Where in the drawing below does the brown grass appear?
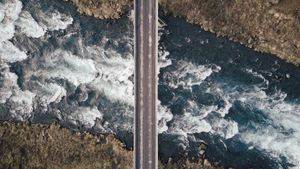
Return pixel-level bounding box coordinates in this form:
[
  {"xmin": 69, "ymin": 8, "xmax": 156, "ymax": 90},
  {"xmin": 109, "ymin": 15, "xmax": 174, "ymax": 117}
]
[{"xmin": 0, "ymin": 121, "xmax": 222, "ymax": 169}]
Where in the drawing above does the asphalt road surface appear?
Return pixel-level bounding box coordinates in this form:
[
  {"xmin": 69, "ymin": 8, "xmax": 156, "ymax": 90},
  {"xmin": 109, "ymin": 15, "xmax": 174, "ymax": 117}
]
[{"xmin": 134, "ymin": 0, "xmax": 158, "ymax": 168}]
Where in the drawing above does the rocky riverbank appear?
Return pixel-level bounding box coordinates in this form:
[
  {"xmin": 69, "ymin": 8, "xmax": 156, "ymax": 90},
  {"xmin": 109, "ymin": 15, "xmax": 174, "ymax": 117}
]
[
  {"xmin": 160, "ymin": 0, "xmax": 300, "ymax": 65},
  {"xmin": 0, "ymin": 121, "xmax": 132, "ymax": 169},
  {"xmin": 0, "ymin": 121, "xmax": 221, "ymax": 169},
  {"xmin": 63, "ymin": 0, "xmax": 132, "ymax": 19},
  {"xmin": 63, "ymin": 0, "xmax": 300, "ymax": 65}
]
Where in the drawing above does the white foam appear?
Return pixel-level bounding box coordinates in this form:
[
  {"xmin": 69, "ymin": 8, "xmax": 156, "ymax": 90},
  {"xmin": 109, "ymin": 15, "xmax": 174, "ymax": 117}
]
[
  {"xmin": 0, "ymin": 5, "xmax": 4, "ymax": 22},
  {"xmin": 7, "ymin": 90, "xmax": 36, "ymax": 121},
  {"xmin": 204, "ymin": 70, "xmax": 300, "ymax": 167},
  {"xmin": 0, "ymin": 66, "xmax": 18, "ymax": 103},
  {"xmin": 87, "ymin": 46, "xmax": 134, "ymax": 105},
  {"xmin": 0, "ymin": 23, "xmax": 15, "ymax": 42},
  {"xmin": 167, "ymin": 99, "xmax": 238, "ymax": 138},
  {"xmin": 160, "ymin": 58, "xmax": 300, "ymax": 162},
  {"xmin": 211, "ymin": 118, "xmax": 239, "ymax": 139},
  {"xmin": 158, "ymin": 50, "xmax": 172, "ymax": 69},
  {"xmin": 158, "ymin": 101, "xmax": 173, "ymax": 133},
  {"xmin": 35, "ymin": 49, "xmax": 98, "ymax": 87},
  {"xmin": 168, "ymin": 113, "xmax": 212, "ymax": 137},
  {"xmin": 39, "ymin": 10, "xmax": 73, "ymax": 31},
  {"xmin": 66, "ymin": 107, "xmax": 102, "ymax": 129},
  {"xmin": 158, "ymin": 58, "xmax": 240, "ymax": 138},
  {"xmin": 164, "ymin": 61, "xmax": 221, "ymax": 89},
  {"xmin": 0, "ymin": 40, "xmax": 28, "ymax": 63},
  {"xmin": 0, "ymin": 0, "xmax": 73, "ymax": 41},
  {"xmin": 21, "ymin": 42, "xmax": 134, "ymax": 132},
  {"xmin": 185, "ymin": 100, "xmax": 216, "ymax": 118},
  {"xmin": 0, "ymin": 0, "xmax": 30, "ymax": 64},
  {"xmin": 85, "ymin": 45, "xmax": 135, "ymax": 132},
  {"xmin": 218, "ymin": 98, "xmax": 233, "ymax": 117},
  {"xmin": 237, "ymin": 89, "xmax": 300, "ymax": 168},
  {"xmin": 15, "ymin": 11, "xmax": 46, "ymax": 38},
  {"xmin": 0, "ymin": 0, "xmax": 22, "ymax": 42},
  {"xmin": 0, "ymin": 65, "xmax": 36, "ymax": 121},
  {"xmin": 244, "ymin": 68, "xmax": 269, "ymax": 88},
  {"xmin": 2, "ymin": 0, "xmax": 22, "ymax": 21},
  {"xmin": 31, "ymin": 82, "xmax": 66, "ymax": 105}
]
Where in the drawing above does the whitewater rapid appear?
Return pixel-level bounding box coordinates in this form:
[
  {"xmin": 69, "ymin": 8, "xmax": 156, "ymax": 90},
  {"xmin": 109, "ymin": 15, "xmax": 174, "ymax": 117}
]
[
  {"xmin": 158, "ymin": 17, "xmax": 300, "ymax": 168},
  {"xmin": 0, "ymin": 0, "xmax": 171, "ymax": 134},
  {"xmin": 1, "ymin": 0, "xmax": 300, "ymax": 168}
]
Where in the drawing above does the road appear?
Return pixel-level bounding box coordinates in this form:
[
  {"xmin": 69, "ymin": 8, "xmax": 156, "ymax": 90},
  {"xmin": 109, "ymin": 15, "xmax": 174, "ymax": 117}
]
[{"xmin": 134, "ymin": 0, "xmax": 158, "ymax": 168}]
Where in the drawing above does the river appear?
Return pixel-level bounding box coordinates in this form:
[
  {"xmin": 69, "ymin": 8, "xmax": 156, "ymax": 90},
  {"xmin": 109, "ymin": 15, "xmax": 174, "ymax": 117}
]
[{"xmin": 0, "ymin": 0, "xmax": 300, "ymax": 168}]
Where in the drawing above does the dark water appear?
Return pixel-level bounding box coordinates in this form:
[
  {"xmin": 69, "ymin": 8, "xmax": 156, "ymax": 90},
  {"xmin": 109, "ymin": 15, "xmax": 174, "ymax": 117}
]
[
  {"xmin": 158, "ymin": 16, "xmax": 300, "ymax": 169},
  {"xmin": 1, "ymin": 0, "xmax": 300, "ymax": 168}
]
